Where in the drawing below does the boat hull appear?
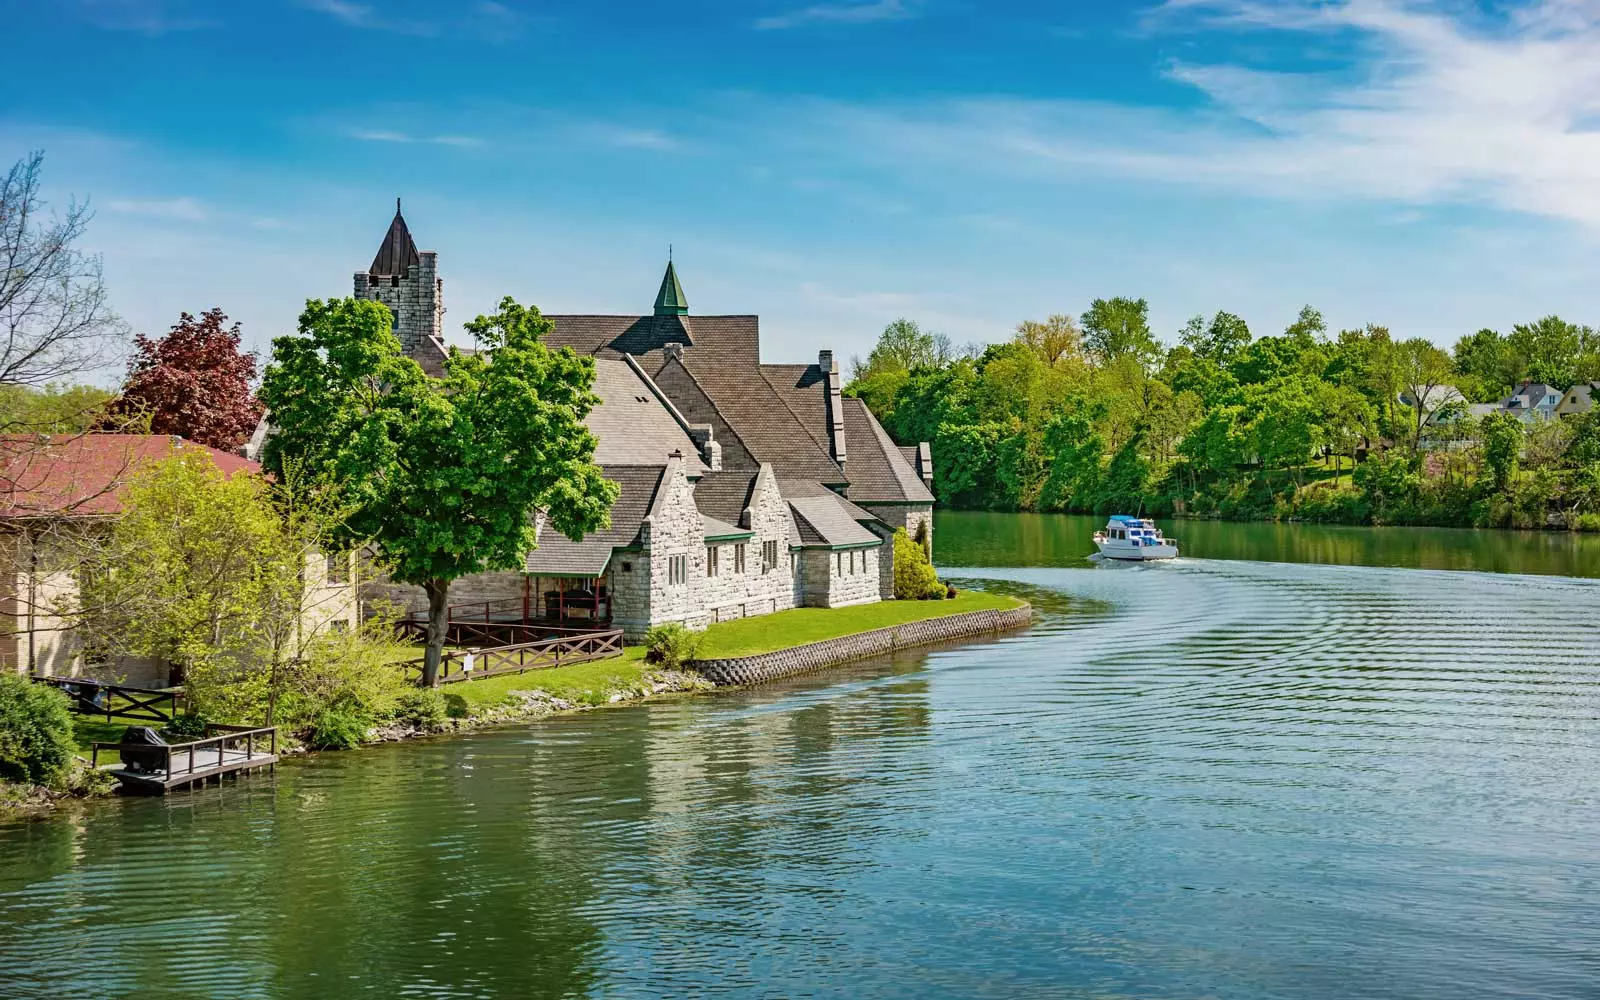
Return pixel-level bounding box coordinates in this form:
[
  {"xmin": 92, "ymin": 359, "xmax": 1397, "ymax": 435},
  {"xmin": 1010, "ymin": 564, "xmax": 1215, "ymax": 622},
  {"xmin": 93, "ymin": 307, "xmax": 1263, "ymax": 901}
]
[{"xmin": 1093, "ymin": 542, "xmax": 1179, "ymax": 561}]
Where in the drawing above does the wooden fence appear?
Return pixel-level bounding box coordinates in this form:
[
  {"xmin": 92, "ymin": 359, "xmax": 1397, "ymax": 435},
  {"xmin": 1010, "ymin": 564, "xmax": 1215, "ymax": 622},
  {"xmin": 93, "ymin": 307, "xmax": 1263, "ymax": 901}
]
[
  {"xmin": 31, "ymin": 676, "xmax": 181, "ymax": 723},
  {"xmin": 405, "ymin": 628, "xmax": 625, "ymax": 685}
]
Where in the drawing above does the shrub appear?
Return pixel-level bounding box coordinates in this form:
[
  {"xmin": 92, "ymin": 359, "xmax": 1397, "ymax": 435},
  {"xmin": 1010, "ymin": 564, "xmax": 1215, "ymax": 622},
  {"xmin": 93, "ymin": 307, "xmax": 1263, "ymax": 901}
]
[
  {"xmin": 893, "ymin": 527, "xmax": 944, "ymax": 600},
  {"xmin": 163, "ymin": 713, "xmax": 208, "ymax": 740},
  {"xmin": 0, "ymin": 675, "xmax": 76, "ymax": 788},
  {"xmin": 643, "ymin": 623, "xmax": 702, "ymax": 669},
  {"xmin": 443, "ymin": 693, "xmax": 470, "ymax": 719},
  {"xmin": 392, "ymin": 689, "xmax": 448, "ymax": 732},
  {"xmin": 307, "ymin": 709, "xmax": 369, "ymax": 750}
]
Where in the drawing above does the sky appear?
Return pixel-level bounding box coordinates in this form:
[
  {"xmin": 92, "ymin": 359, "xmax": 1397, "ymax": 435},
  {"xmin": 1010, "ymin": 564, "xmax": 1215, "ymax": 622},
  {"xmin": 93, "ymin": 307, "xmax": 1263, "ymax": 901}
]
[{"xmin": 7, "ymin": 0, "xmax": 1600, "ymax": 378}]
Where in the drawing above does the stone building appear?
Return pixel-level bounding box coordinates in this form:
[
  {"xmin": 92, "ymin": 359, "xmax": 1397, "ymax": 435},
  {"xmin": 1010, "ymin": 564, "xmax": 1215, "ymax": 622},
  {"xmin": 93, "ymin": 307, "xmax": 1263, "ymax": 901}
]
[{"xmin": 352, "ymin": 207, "xmax": 935, "ymax": 637}]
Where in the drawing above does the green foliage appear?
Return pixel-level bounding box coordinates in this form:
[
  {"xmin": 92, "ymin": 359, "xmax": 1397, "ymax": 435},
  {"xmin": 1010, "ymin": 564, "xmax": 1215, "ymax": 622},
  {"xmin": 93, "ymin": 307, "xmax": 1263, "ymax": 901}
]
[
  {"xmin": 259, "ymin": 296, "xmax": 618, "ymax": 686},
  {"xmin": 643, "ymin": 623, "xmax": 702, "ymax": 669},
  {"xmin": 1482, "ymin": 412, "xmax": 1523, "ymax": 491},
  {"xmin": 163, "ymin": 713, "xmax": 208, "ymax": 740},
  {"xmin": 0, "ymin": 675, "xmax": 76, "ymax": 788},
  {"xmin": 443, "ymin": 693, "xmax": 469, "ymax": 719},
  {"xmin": 0, "ymin": 383, "xmax": 116, "ymax": 433},
  {"xmin": 392, "ymin": 689, "xmax": 448, "ymax": 732},
  {"xmin": 893, "ymin": 527, "xmax": 944, "ymax": 599},
  {"xmin": 308, "ymin": 709, "xmax": 369, "ymax": 751}
]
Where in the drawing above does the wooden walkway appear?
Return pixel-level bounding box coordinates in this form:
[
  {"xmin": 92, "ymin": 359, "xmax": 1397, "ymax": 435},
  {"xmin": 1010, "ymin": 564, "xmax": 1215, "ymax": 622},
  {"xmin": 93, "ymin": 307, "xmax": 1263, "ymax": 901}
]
[{"xmin": 93, "ymin": 725, "xmax": 278, "ymax": 795}]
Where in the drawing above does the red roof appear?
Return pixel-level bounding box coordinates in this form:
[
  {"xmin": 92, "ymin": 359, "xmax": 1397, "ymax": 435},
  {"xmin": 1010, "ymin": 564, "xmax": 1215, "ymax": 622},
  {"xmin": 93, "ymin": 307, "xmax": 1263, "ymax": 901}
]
[{"xmin": 0, "ymin": 434, "xmax": 260, "ymax": 519}]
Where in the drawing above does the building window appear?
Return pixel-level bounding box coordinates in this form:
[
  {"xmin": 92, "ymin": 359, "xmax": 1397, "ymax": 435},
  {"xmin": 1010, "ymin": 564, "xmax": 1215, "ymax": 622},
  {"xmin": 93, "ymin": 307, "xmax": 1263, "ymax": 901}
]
[
  {"xmin": 835, "ymin": 551, "xmax": 843, "ymax": 575},
  {"xmin": 325, "ymin": 552, "xmax": 349, "ymax": 585},
  {"xmin": 762, "ymin": 540, "xmax": 778, "ymax": 574},
  {"xmin": 669, "ymin": 554, "xmax": 687, "ymax": 586},
  {"xmin": 706, "ymin": 546, "xmax": 718, "ymax": 578},
  {"xmin": 734, "ymin": 543, "xmax": 746, "ymax": 574},
  {"xmin": 328, "ymin": 619, "xmax": 349, "ymax": 634}
]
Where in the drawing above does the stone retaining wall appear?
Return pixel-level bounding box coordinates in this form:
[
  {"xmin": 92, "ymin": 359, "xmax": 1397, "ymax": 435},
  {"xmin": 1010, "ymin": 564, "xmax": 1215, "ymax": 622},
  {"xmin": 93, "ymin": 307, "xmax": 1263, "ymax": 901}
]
[{"xmin": 694, "ymin": 603, "xmax": 1033, "ymax": 687}]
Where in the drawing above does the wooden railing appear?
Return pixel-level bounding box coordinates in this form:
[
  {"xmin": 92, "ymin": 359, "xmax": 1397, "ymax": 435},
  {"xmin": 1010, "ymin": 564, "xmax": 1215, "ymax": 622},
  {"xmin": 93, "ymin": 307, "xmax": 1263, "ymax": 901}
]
[
  {"xmin": 31, "ymin": 676, "xmax": 181, "ymax": 723},
  {"xmin": 91, "ymin": 724, "xmax": 277, "ymax": 775},
  {"xmin": 405, "ymin": 628, "xmax": 625, "ymax": 685},
  {"xmin": 394, "ymin": 618, "xmax": 605, "ymax": 648}
]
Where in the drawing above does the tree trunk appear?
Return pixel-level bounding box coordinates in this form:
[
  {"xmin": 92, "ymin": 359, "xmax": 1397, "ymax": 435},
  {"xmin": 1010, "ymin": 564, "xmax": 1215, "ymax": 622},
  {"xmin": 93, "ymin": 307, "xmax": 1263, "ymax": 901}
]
[{"xmin": 422, "ymin": 578, "xmax": 450, "ymax": 688}]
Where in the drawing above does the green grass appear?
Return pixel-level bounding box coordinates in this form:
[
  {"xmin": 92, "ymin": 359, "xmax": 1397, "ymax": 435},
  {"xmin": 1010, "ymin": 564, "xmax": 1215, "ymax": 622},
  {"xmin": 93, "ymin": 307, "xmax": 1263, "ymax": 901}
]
[
  {"xmin": 694, "ymin": 591, "xmax": 1024, "ymax": 659},
  {"xmin": 441, "ymin": 590, "xmax": 1023, "ymax": 712},
  {"xmin": 449, "ymin": 646, "xmax": 650, "ymax": 710}
]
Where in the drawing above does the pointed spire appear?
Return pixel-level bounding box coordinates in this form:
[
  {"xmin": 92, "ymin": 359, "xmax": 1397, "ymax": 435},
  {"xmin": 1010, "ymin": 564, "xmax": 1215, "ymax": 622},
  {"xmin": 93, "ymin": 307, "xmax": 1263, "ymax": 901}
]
[
  {"xmin": 654, "ymin": 258, "xmax": 688, "ymax": 316},
  {"xmin": 370, "ymin": 199, "xmax": 421, "ymax": 277}
]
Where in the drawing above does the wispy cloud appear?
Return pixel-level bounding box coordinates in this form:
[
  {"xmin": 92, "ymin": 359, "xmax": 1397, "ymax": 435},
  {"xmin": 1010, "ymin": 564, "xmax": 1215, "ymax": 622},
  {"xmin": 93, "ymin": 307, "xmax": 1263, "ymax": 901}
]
[
  {"xmin": 71, "ymin": 0, "xmax": 213, "ymax": 34},
  {"xmin": 802, "ymin": 0, "xmax": 1600, "ymax": 228},
  {"xmin": 755, "ymin": 0, "xmax": 914, "ymax": 31},
  {"xmin": 105, "ymin": 197, "xmax": 206, "ymax": 222},
  {"xmin": 349, "ymin": 129, "xmax": 485, "ymax": 147},
  {"xmin": 299, "ymin": 0, "xmax": 527, "ymax": 39},
  {"xmin": 587, "ymin": 126, "xmax": 682, "ymax": 151}
]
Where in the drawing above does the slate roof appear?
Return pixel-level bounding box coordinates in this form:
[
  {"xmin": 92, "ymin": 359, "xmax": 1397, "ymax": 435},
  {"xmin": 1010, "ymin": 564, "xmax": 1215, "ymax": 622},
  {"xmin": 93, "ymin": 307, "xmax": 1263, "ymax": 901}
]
[
  {"xmin": 787, "ymin": 494, "xmax": 881, "ymax": 548},
  {"xmin": 544, "ymin": 314, "xmax": 759, "ymax": 369},
  {"xmin": 587, "ymin": 358, "xmax": 707, "ymax": 473},
  {"xmin": 777, "ymin": 478, "xmax": 880, "ymax": 524},
  {"xmin": 0, "ymin": 435, "xmax": 259, "ymax": 519},
  {"xmin": 681, "ymin": 360, "xmax": 844, "ymax": 482},
  {"xmin": 524, "ymin": 465, "xmax": 664, "ymax": 576},
  {"xmin": 370, "ymin": 202, "xmax": 421, "ymax": 276},
  {"xmin": 693, "ymin": 470, "xmax": 759, "ymax": 527},
  {"xmin": 840, "ymin": 397, "xmax": 934, "ymax": 503},
  {"xmin": 701, "ymin": 514, "xmax": 752, "ymax": 540}
]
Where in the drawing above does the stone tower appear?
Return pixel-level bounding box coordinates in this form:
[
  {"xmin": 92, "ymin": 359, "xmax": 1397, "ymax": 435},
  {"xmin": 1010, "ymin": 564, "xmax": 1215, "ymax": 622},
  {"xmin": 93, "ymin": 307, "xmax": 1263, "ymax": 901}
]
[{"xmin": 353, "ymin": 200, "xmax": 443, "ymax": 356}]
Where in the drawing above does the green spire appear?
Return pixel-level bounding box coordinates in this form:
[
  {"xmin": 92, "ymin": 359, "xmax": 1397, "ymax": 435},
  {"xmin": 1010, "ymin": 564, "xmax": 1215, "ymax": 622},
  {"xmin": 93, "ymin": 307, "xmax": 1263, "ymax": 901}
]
[{"xmin": 654, "ymin": 259, "xmax": 688, "ymax": 316}]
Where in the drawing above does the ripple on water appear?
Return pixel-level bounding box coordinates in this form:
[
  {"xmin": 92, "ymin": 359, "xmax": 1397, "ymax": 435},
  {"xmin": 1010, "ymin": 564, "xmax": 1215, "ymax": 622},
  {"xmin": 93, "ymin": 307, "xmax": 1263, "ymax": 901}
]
[{"xmin": 4, "ymin": 559, "xmax": 1600, "ymax": 999}]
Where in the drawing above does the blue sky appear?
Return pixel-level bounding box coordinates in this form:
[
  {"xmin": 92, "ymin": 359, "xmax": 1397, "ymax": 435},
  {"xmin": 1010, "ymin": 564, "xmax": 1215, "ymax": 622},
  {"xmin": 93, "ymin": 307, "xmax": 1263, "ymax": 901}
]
[{"xmin": 7, "ymin": 0, "xmax": 1600, "ymax": 376}]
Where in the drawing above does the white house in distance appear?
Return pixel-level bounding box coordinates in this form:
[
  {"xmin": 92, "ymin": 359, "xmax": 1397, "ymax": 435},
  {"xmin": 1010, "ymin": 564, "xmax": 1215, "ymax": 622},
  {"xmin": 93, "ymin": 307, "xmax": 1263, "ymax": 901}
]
[{"xmin": 349, "ymin": 205, "xmax": 937, "ymax": 638}]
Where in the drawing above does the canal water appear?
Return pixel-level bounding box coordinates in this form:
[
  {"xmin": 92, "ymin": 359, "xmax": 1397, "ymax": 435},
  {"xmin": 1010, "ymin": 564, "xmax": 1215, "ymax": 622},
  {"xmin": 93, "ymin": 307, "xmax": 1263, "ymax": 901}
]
[{"xmin": 4, "ymin": 517, "xmax": 1600, "ymax": 998}]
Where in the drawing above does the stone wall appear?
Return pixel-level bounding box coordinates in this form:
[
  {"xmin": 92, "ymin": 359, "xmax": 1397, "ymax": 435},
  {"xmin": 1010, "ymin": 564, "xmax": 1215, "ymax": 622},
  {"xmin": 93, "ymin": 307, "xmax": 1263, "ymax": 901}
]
[
  {"xmin": 862, "ymin": 503, "xmax": 934, "ymax": 599},
  {"xmin": 639, "ymin": 457, "xmax": 711, "ymax": 633},
  {"xmin": 352, "ymin": 252, "xmax": 442, "ymax": 356},
  {"xmin": 695, "ymin": 602, "xmax": 1032, "ymax": 686},
  {"xmin": 362, "ymin": 568, "xmax": 524, "ymax": 619},
  {"xmin": 700, "ymin": 466, "xmax": 795, "ymax": 623}
]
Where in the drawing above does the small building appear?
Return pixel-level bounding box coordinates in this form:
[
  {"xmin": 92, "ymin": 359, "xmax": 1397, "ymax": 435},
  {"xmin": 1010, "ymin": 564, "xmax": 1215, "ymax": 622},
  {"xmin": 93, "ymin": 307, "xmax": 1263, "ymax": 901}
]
[
  {"xmin": 1495, "ymin": 381, "xmax": 1566, "ymax": 423},
  {"xmin": 0, "ymin": 434, "xmax": 358, "ymax": 685},
  {"xmin": 350, "ymin": 205, "xmax": 936, "ymax": 637},
  {"xmin": 1556, "ymin": 382, "xmax": 1599, "ymax": 417}
]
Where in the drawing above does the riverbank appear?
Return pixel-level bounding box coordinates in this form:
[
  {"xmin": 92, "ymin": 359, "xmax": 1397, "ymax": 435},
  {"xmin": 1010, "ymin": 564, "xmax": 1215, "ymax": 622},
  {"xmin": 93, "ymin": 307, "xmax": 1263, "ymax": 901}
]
[{"xmin": 382, "ymin": 590, "xmax": 1029, "ymax": 739}]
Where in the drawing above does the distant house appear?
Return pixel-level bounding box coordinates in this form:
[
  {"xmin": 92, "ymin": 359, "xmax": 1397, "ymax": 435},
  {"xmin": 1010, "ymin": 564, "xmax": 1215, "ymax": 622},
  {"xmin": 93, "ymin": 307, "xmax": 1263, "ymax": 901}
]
[
  {"xmin": 347, "ymin": 205, "xmax": 936, "ymax": 637},
  {"xmin": 0, "ymin": 434, "xmax": 358, "ymax": 684},
  {"xmin": 1495, "ymin": 380, "xmax": 1566, "ymax": 423},
  {"xmin": 1556, "ymin": 382, "xmax": 1599, "ymax": 417}
]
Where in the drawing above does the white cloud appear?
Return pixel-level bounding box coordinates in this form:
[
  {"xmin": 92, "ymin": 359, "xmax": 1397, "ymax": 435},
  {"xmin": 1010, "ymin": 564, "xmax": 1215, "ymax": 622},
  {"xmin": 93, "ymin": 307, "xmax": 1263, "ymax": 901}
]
[
  {"xmin": 105, "ymin": 197, "xmax": 206, "ymax": 222},
  {"xmin": 71, "ymin": 0, "xmax": 212, "ymax": 34},
  {"xmin": 349, "ymin": 129, "xmax": 484, "ymax": 147},
  {"xmin": 756, "ymin": 0, "xmax": 914, "ymax": 31},
  {"xmin": 802, "ymin": 0, "xmax": 1600, "ymax": 228}
]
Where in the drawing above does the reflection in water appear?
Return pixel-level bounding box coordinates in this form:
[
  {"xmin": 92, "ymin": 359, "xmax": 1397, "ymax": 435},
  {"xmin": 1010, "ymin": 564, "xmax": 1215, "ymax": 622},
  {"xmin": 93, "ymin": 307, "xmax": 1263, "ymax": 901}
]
[
  {"xmin": 937, "ymin": 509, "xmax": 1600, "ymax": 578},
  {"xmin": 4, "ymin": 559, "xmax": 1600, "ymax": 998}
]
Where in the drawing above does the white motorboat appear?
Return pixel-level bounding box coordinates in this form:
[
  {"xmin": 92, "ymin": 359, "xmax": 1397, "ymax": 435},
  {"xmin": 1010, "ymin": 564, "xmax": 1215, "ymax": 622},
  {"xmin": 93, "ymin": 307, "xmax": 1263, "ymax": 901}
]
[{"xmin": 1092, "ymin": 515, "xmax": 1179, "ymax": 561}]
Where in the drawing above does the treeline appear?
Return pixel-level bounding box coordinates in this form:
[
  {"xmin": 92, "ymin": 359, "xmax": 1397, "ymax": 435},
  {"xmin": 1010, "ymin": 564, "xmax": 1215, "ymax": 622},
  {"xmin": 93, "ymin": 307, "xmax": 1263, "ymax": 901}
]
[{"xmin": 846, "ymin": 304, "xmax": 1600, "ymax": 530}]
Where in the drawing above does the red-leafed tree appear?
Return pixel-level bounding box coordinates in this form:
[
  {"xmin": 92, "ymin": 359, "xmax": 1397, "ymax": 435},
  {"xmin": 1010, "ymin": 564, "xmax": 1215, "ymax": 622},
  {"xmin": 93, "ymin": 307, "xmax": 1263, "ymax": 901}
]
[{"xmin": 107, "ymin": 308, "xmax": 264, "ymax": 450}]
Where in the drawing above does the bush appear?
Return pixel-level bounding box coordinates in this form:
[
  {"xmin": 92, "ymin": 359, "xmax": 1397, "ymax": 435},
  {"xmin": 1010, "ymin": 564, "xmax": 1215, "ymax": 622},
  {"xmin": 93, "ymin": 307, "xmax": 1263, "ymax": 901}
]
[
  {"xmin": 643, "ymin": 623, "xmax": 702, "ymax": 669},
  {"xmin": 163, "ymin": 713, "xmax": 208, "ymax": 740},
  {"xmin": 893, "ymin": 527, "xmax": 944, "ymax": 600},
  {"xmin": 307, "ymin": 709, "xmax": 370, "ymax": 750},
  {"xmin": 392, "ymin": 688, "xmax": 448, "ymax": 732},
  {"xmin": 0, "ymin": 675, "xmax": 76, "ymax": 788},
  {"xmin": 443, "ymin": 693, "xmax": 470, "ymax": 719}
]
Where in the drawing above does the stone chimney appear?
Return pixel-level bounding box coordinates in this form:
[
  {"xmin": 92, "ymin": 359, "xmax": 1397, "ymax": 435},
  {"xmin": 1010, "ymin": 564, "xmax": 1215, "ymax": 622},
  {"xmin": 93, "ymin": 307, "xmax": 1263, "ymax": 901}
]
[
  {"xmin": 664, "ymin": 342, "xmax": 684, "ymax": 363},
  {"xmin": 820, "ymin": 350, "xmax": 846, "ymax": 469},
  {"xmin": 687, "ymin": 424, "xmax": 722, "ymax": 472}
]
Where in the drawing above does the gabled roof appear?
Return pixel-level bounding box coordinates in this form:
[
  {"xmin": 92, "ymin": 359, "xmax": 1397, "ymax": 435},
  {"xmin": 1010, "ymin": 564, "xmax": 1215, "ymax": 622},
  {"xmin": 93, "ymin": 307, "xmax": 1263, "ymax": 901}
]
[
  {"xmin": 693, "ymin": 470, "xmax": 760, "ymax": 527},
  {"xmin": 0, "ymin": 434, "xmax": 259, "ymax": 519},
  {"xmin": 788, "ymin": 494, "xmax": 881, "ymax": 548},
  {"xmin": 370, "ymin": 201, "xmax": 421, "ymax": 277},
  {"xmin": 839, "ymin": 397, "xmax": 934, "ymax": 503},
  {"xmin": 777, "ymin": 478, "xmax": 880, "ymax": 524},
  {"xmin": 701, "ymin": 514, "xmax": 751, "ymax": 540},
  {"xmin": 587, "ymin": 358, "xmax": 707, "ymax": 473},
  {"xmin": 544, "ymin": 314, "xmax": 757, "ymax": 368},
  {"xmin": 524, "ymin": 465, "xmax": 664, "ymax": 576}
]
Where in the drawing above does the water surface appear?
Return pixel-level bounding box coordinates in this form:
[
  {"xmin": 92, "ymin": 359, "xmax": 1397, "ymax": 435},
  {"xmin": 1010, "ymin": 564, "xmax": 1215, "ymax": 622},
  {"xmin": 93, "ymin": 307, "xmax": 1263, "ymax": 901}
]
[{"xmin": 4, "ymin": 528, "xmax": 1600, "ymax": 998}]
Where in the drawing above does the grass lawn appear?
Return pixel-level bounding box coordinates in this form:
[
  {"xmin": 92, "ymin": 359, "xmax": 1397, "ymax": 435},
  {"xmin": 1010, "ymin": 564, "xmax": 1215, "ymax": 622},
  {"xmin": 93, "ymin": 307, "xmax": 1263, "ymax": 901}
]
[
  {"xmin": 440, "ymin": 590, "xmax": 1024, "ymax": 712},
  {"xmin": 695, "ymin": 591, "xmax": 1024, "ymax": 659}
]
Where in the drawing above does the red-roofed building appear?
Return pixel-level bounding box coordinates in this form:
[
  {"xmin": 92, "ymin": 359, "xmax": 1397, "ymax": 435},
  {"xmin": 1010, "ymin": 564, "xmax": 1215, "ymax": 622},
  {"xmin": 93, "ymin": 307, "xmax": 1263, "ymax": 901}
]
[{"xmin": 1, "ymin": 434, "xmax": 356, "ymax": 682}]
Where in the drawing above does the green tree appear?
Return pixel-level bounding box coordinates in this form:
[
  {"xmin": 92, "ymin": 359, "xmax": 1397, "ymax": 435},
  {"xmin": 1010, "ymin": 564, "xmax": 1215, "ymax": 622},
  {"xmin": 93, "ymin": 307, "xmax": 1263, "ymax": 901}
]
[
  {"xmin": 1452, "ymin": 328, "xmax": 1514, "ymax": 402},
  {"xmin": 260, "ymin": 297, "xmax": 618, "ymax": 687},
  {"xmin": 1507, "ymin": 316, "xmax": 1591, "ymax": 390},
  {"xmin": 1396, "ymin": 338, "xmax": 1457, "ymax": 452},
  {"xmin": 1180, "ymin": 311, "xmax": 1252, "ymax": 366},
  {"xmin": 1482, "ymin": 411, "xmax": 1523, "ymax": 491},
  {"xmin": 1014, "ymin": 314, "xmax": 1085, "ymax": 367},
  {"xmin": 0, "ymin": 673, "xmax": 75, "ymax": 788},
  {"xmin": 849, "ymin": 318, "xmax": 951, "ymax": 380},
  {"xmin": 1081, "ymin": 298, "xmax": 1158, "ymax": 366}
]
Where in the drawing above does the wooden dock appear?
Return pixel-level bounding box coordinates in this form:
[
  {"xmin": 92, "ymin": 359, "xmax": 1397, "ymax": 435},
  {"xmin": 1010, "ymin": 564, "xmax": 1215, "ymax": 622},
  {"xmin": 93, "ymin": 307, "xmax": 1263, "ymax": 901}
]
[{"xmin": 92, "ymin": 725, "xmax": 278, "ymax": 795}]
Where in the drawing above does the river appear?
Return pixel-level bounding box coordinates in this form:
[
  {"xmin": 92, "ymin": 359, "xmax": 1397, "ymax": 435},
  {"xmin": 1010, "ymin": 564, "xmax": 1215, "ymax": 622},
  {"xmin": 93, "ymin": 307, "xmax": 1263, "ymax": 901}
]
[{"xmin": 3, "ymin": 516, "xmax": 1600, "ymax": 998}]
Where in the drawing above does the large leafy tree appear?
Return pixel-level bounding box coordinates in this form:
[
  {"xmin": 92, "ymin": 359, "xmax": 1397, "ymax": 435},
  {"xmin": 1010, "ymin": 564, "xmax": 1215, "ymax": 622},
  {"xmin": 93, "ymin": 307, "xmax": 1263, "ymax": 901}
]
[
  {"xmin": 259, "ymin": 297, "xmax": 617, "ymax": 687},
  {"xmin": 1081, "ymin": 297, "xmax": 1159, "ymax": 367},
  {"xmin": 105, "ymin": 307, "xmax": 263, "ymax": 450}
]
